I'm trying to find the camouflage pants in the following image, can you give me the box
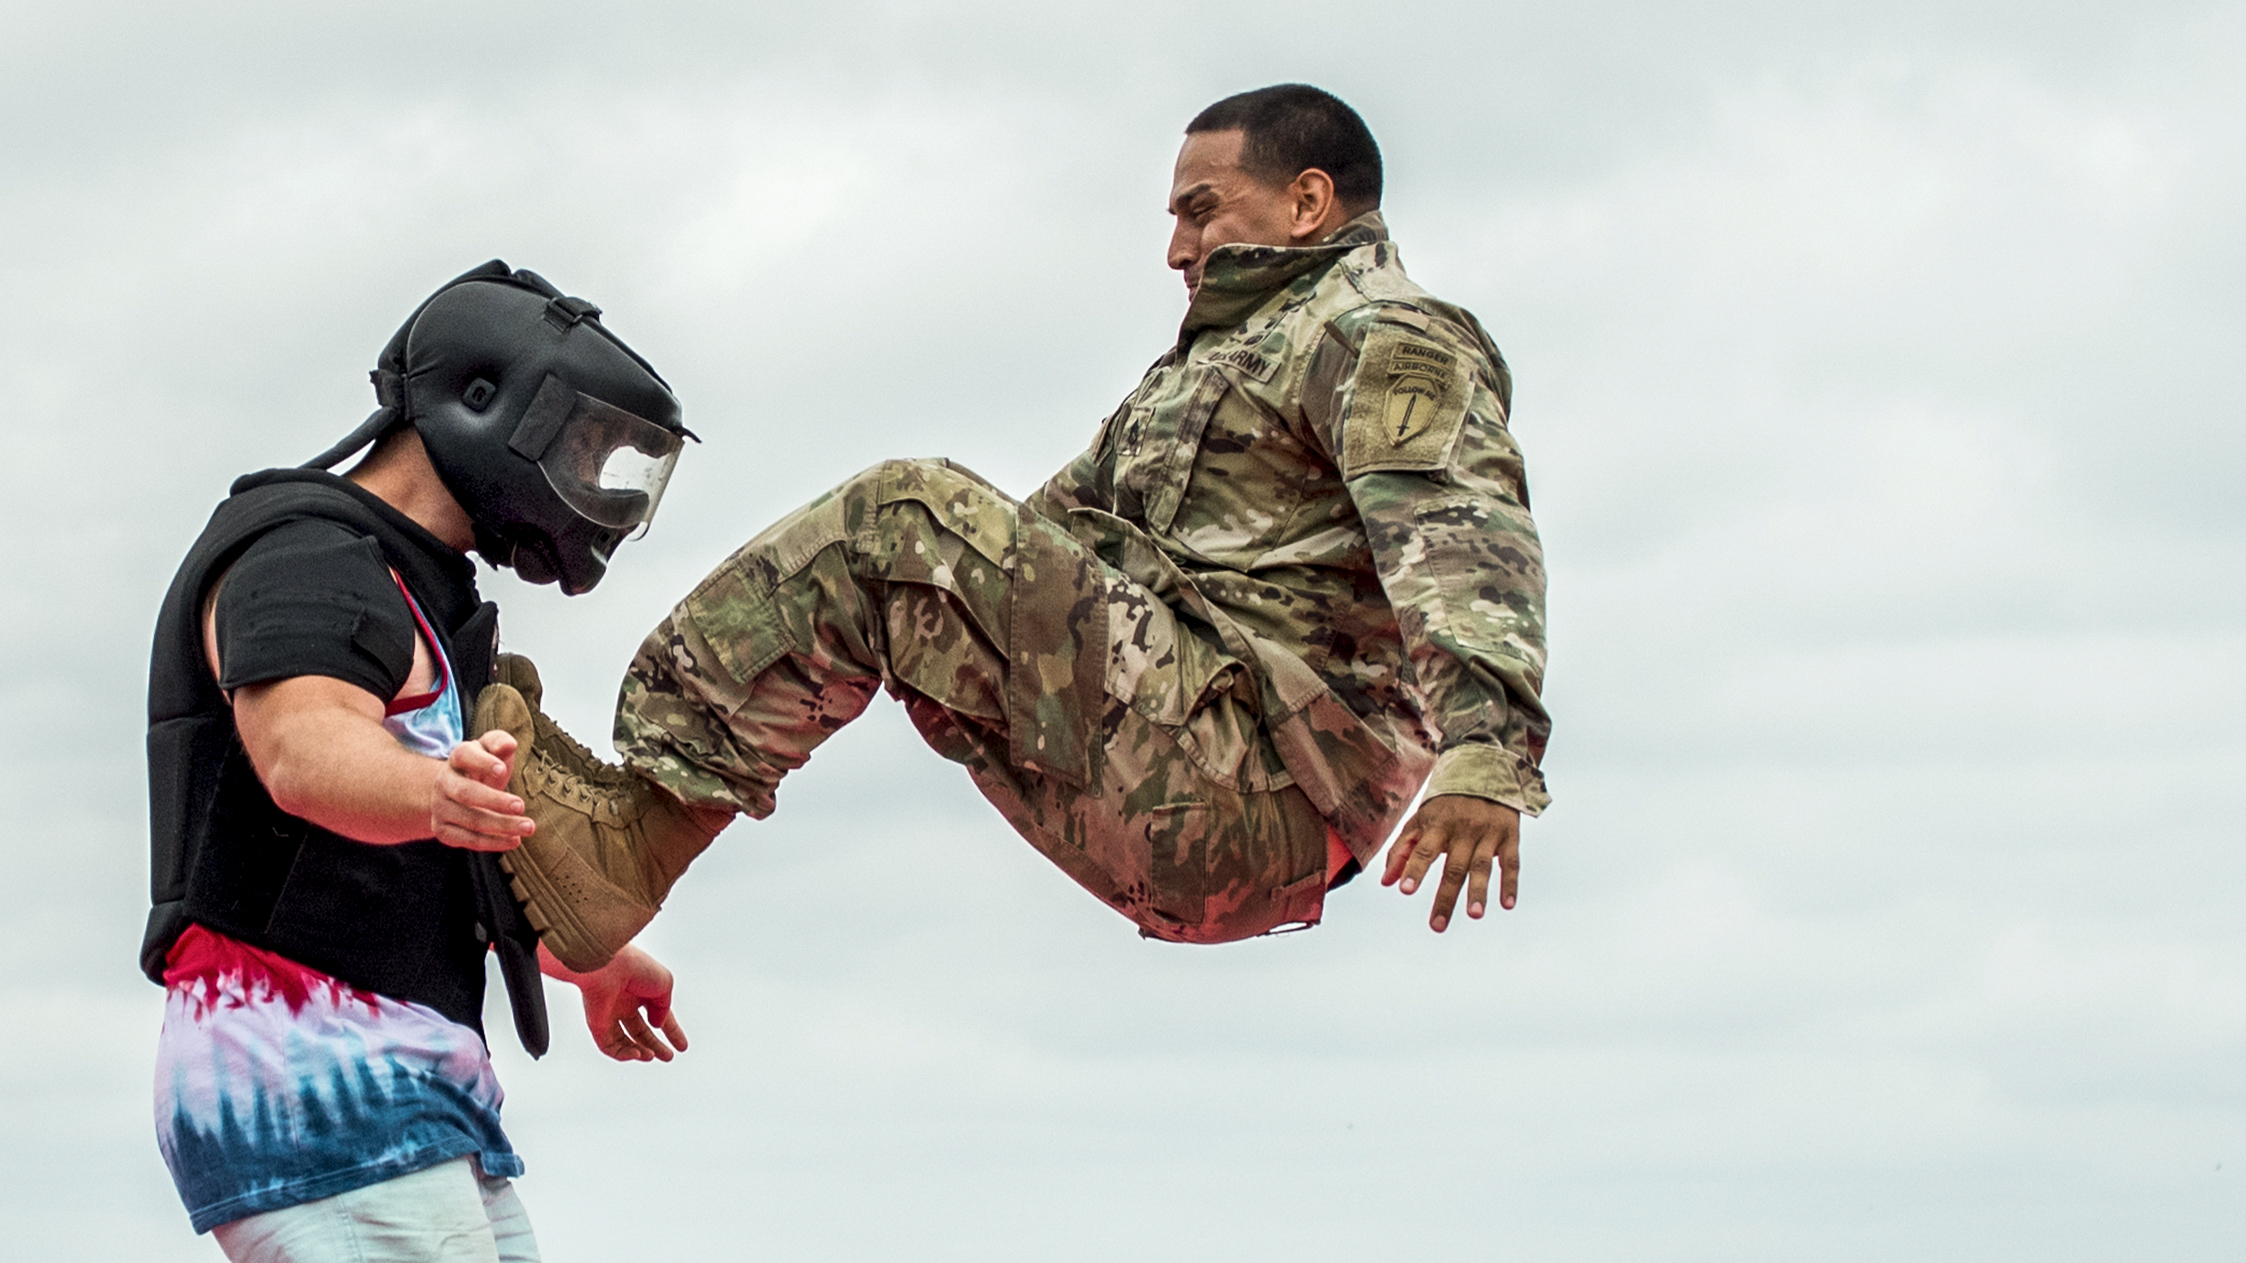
[615,459,1332,943]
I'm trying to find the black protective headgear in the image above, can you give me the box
[305,261,693,595]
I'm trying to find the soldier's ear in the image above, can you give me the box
[1288,167,1340,243]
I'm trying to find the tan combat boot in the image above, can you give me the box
[474,654,732,973]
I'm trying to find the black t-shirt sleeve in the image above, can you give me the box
[211,519,417,700]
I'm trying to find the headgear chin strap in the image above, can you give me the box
[299,406,400,472]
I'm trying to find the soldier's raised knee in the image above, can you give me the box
[855,459,1021,563]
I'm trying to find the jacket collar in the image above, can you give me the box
[1180,210,1389,337]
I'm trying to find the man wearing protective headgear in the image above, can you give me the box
[485,83,1549,975]
[142,262,698,1258]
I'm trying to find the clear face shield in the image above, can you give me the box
[519,389,687,539]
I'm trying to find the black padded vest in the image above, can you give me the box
[143,469,547,1054]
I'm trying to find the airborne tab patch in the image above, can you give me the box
[1342,324,1472,474]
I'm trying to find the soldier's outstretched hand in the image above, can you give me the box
[1382,795,1521,932]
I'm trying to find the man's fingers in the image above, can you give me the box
[1498,832,1520,911]
[451,737,502,770]
[436,833,518,853]
[444,776,526,818]
[434,768,533,850]
[432,774,532,851]
[433,821,524,852]
[608,1015,655,1062]
[601,1025,647,1062]
[449,738,512,789]
[620,1008,673,1062]
[450,806,530,836]
[658,1009,688,1053]
[445,739,515,796]
[435,796,532,837]
[587,1000,649,1062]
[473,729,520,785]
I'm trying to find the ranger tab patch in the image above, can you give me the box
[1343,324,1472,474]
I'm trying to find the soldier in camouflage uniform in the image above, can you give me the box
[486,83,1550,969]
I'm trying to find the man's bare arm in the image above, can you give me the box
[230,675,533,850]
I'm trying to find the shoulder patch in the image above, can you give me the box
[1342,324,1473,475]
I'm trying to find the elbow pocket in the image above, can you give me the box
[1405,496,1544,655]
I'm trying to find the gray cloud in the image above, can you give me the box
[3,2,2241,1258]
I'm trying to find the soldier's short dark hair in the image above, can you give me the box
[1187,84,1383,209]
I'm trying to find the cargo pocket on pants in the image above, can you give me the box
[1136,803,1209,941]
[1135,790,1329,945]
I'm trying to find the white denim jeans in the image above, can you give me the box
[211,1157,540,1263]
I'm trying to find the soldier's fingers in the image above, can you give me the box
[1428,836,1476,931]
[1381,824,1422,887]
[1466,832,1497,919]
[1498,831,1521,911]
[1397,825,1449,896]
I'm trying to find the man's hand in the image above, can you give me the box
[1381,794,1522,932]
[539,943,688,1063]
[433,730,533,852]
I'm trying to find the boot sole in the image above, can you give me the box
[498,840,654,975]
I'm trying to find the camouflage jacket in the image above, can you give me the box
[1032,212,1550,860]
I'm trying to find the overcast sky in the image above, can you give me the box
[2,1,2241,1259]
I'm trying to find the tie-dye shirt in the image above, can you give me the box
[154,927,522,1232]
[155,581,519,1234]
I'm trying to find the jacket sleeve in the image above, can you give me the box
[1301,303,1552,814]
[1027,404,1123,521]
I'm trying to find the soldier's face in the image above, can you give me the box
[1166,129,1306,297]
